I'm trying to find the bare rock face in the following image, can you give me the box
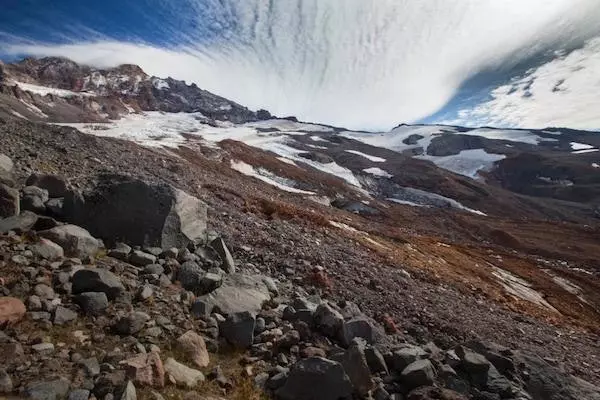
[63,175,207,249]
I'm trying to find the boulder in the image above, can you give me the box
[63,176,207,249]
[177,261,206,292]
[120,381,137,400]
[164,358,205,388]
[313,303,344,338]
[21,186,49,214]
[392,346,428,372]
[401,359,436,389]
[32,238,64,260]
[340,317,376,346]
[46,198,64,217]
[25,378,71,400]
[276,357,353,400]
[194,273,270,316]
[26,174,69,198]
[335,339,374,396]
[38,224,99,258]
[0,210,38,233]
[68,389,90,400]
[0,184,19,218]
[114,312,150,335]
[219,311,255,348]
[0,154,14,186]
[0,297,26,325]
[72,268,125,300]
[177,331,210,368]
[210,237,235,273]
[121,352,165,388]
[108,243,132,261]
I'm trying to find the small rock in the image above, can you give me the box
[210,237,235,273]
[401,359,436,389]
[144,264,164,275]
[121,352,165,388]
[313,303,344,338]
[129,250,157,267]
[137,285,154,301]
[0,297,26,325]
[0,368,12,393]
[26,174,69,198]
[220,311,255,348]
[164,358,205,388]
[0,210,38,234]
[38,225,99,258]
[177,330,210,368]
[340,317,376,346]
[68,389,90,400]
[79,357,101,377]
[46,198,65,217]
[33,238,64,260]
[34,284,56,300]
[108,243,132,261]
[25,378,70,400]
[0,184,19,218]
[72,268,125,300]
[32,342,55,355]
[114,312,150,335]
[276,357,353,400]
[75,292,109,315]
[27,295,43,311]
[392,346,428,372]
[120,380,137,400]
[53,306,78,325]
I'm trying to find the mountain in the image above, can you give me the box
[0,57,599,400]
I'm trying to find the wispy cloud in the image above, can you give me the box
[2,0,600,130]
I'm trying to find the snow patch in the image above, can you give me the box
[570,142,594,150]
[345,150,386,162]
[14,81,95,98]
[152,78,170,90]
[363,167,392,178]
[592,163,599,168]
[388,187,486,216]
[492,267,559,313]
[419,149,506,179]
[230,160,315,194]
[10,110,27,119]
[573,148,599,154]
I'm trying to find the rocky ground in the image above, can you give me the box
[1,115,600,400]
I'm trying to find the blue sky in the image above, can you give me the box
[2,0,600,131]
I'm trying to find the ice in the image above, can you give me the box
[418,149,506,179]
[363,167,392,178]
[345,150,386,162]
[230,160,315,194]
[14,81,95,98]
[573,148,599,154]
[244,119,335,132]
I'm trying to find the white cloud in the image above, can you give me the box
[2,0,600,130]
[442,37,600,130]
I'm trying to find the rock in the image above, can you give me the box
[455,346,491,374]
[0,183,19,218]
[0,297,26,325]
[143,264,164,275]
[32,342,55,354]
[177,261,206,292]
[72,268,125,300]
[34,283,55,300]
[75,292,109,315]
[210,237,235,273]
[25,378,70,400]
[164,358,205,388]
[219,311,255,348]
[340,317,376,346]
[137,285,154,301]
[129,250,157,267]
[198,272,223,295]
[313,303,344,338]
[26,174,69,198]
[63,177,208,249]
[485,365,515,397]
[27,295,43,311]
[0,154,14,186]
[68,389,90,400]
[195,273,270,316]
[21,186,49,214]
[38,225,99,258]
[114,312,150,335]
[177,331,210,368]
[392,346,428,372]
[365,346,389,375]
[0,368,12,393]
[33,215,60,231]
[46,198,64,217]
[0,210,38,234]
[121,352,165,388]
[336,339,373,396]
[108,243,132,261]
[79,357,101,377]
[276,357,353,400]
[120,380,137,400]
[53,306,78,325]
[401,359,436,389]
[33,238,64,260]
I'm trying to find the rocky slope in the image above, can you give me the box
[0,57,599,400]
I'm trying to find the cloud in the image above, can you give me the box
[443,37,600,131]
[2,0,600,130]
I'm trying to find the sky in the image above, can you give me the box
[1,0,600,131]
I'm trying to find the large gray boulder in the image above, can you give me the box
[38,225,99,258]
[0,184,19,218]
[276,357,353,400]
[0,211,38,234]
[193,273,270,317]
[63,176,207,249]
[25,174,69,198]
